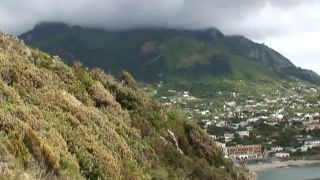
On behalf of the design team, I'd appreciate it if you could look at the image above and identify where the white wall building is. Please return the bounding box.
[236,131,250,138]
[275,153,290,159]
[225,101,236,108]
[216,121,227,127]
[304,140,320,149]
[224,133,235,142]
[270,146,283,152]
[210,135,217,140]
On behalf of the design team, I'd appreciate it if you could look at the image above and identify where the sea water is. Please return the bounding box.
[257,164,320,180]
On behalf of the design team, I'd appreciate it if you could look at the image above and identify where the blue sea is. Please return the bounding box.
[257,164,320,180]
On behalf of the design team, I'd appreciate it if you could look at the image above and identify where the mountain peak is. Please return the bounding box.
[34,22,70,30]
[20,22,320,87]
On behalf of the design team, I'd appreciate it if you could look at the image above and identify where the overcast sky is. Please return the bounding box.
[0,0,319,73]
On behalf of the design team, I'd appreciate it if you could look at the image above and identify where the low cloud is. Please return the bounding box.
[0,0,319,73]
[0,0,310,35]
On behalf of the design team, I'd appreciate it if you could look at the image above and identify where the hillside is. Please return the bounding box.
[20,22,320,90]
[0,32,254,179]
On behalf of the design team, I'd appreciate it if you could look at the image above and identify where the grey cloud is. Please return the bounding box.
[0,0,314,35]
[1,0,320,74]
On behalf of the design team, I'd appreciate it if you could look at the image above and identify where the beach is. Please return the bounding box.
[247,160,320,172]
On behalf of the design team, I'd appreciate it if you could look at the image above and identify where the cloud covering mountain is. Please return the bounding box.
[1,0,319,73]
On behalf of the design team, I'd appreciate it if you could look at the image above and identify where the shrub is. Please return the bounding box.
[22,124,60,175]
[119,71,138,90]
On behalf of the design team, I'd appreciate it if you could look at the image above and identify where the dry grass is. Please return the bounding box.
[0,32,250,179]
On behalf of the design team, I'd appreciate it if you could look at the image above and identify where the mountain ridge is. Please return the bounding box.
[20,22,320,92]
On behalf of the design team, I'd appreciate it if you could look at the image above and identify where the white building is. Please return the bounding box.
[299,145,309,152]
[210,135,217,140]
[200,110,210,115]
[236,131,250,138]
[216,121,227,127]
[272,113,284,122]
[225,101,236,108]
[182,91,190,97]
[270,146,283,152]
[224,133,235,142]
[248,117,260,123]
[203,121,213,129]
[233,154,259,160]
[298,139,320,152]
[239,121,249,127]
[275,153,290,159]
[304,140,320,149]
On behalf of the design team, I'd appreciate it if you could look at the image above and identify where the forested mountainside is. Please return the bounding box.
[0,32,254,179]
[20,22,320,87]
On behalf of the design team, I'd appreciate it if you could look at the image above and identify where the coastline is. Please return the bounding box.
[247,160,320,172]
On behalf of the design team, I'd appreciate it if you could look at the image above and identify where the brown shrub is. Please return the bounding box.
[184,122,224,167]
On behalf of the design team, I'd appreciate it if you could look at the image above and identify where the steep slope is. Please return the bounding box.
[0,32,253,179]
[20,22,320,87]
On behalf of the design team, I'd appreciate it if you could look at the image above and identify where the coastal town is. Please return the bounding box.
[146,82,320,163]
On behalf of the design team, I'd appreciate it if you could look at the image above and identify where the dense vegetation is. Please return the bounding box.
[0,32,253,179]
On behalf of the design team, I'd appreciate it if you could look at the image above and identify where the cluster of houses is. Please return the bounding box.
[206,90,319,161]
[213,138,320,161]
[207,113,320,161]
[151,85,320,161]
[161,90,199,107]
[302,114,320,131]
[300,139,320,152]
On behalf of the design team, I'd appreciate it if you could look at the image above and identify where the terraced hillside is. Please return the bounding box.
[0,32,253,179]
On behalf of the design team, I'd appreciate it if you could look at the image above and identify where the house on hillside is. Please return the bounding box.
[216,121,227,127]
[224,133,235,142]
[236,131,250,138]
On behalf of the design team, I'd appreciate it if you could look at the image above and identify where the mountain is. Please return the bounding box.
[20,22,320,91]
[0,32,254,179]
